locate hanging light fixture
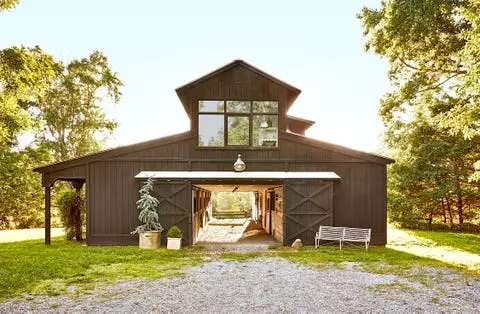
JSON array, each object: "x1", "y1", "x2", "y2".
[
  {"x1": 260, "y1": 118, "x2": 273, "y2": 128},
  {"x1": 233, "y1": 154, "x2": 246, "y2": 172}
]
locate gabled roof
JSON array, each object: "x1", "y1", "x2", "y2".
[
  {"x1": 35, "y1": 129, "x2": 394, "y2": 175},
  {"x1": 175, "y1": 60, "x2": 302, "y2": 117},
  {"x1": 176, "y1": 59, "x2": 301, "y2": 94},
  {"x1": 34, "y1": 131, "x2": 195, "y2": 173}
]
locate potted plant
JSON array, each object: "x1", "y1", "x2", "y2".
[
  {"x1": 166, "y1": 225, "x2": 183, "y2": 250},
  {"x1": 131, "y1": 177, "x2": 163, "y2": 249}
]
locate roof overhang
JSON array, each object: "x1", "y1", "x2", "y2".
[{"x1": 135, "y1": 171, "x2": 340, "y2": 181}]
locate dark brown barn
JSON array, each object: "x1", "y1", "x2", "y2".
[{"x1": 35, "y1": 60, "x2": 394, "y2": 246}]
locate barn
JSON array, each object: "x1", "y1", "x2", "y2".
[{"x1": 34, "y1": 60, "x2": 394, "y2": 246}]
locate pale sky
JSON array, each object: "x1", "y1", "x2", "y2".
[{"x1": 1, "y1": 0, "x2": 389, "y2": 153}]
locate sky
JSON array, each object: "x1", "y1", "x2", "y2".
[{"x1": 1, "y1": 0, "x2": 389, "y2": 153}]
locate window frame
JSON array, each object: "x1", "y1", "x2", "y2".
[{"x1": 197, "y1": 100, "x2": 279, "y2": 149}]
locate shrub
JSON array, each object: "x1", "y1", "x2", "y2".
[
  {"x1": 56, "y1": 189, "x2": 84, "y2": 241},
  {"x1": 167, "y1": 225, "x2": 182, "y2": 238},
  {"x1": 131, "y1": 178, "x2": 163, "y2": 234}
]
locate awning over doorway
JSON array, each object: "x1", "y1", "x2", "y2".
[{"x1": 135, "y1": 171, "x2": 340, "y2": 180}]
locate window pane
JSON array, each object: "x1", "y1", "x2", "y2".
[
  {"x1": 199, "y1": 100, "x2": 224, "y2": 113},
  {"x1": 253, "y1": 115, "x2": 278, "y2": 147},
  {"x1": 227, "y1": 116, "x2": 250, "y2": 146},
  {"x1": 199, "y1": 114, "x2": 224, "y2": 146},
  {"x1": 227, "y1": 101, "x2": 251, "y2": 113},
  {"x1": 253, "y1": 101, "x2": 278, "y2": 113}
]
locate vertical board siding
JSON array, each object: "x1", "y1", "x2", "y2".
[
  {"x1": 284, "y1": 181, "x2": 333, "y2": 245},
  {"x1": 151, "y1": 181, "x2": 192, "y2": 245},
  {"x1": 84, "y1": 137, "x2": 388, "y2": 245},
  {"x1": 52, "y1": 64, "x2": 390, "y2": 246},
  {"x1": 271, "y1": 187, "x2": 284, "y2": 243}
]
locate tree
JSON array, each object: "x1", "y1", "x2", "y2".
[
  {"x1": 359, "y1": 0, "x2": 480, "y2": 227},
  {"x1": 0, "y1": 46, "x2": 57, "y2": 230},
  {"x1": 0, "y1": 146, "x2": 51, "y2": 229},
  {"x1": 386, "y1": 105, "x2": 480, "y2": 226},
  {"x1": 0, "y1": 0, "x2": 20, "y2": 11},
  {"x1": 359, "y1": 0, "x2": 480, "y2": 176},
  {"x1": 0, "y1": 46, "x2": 58, "y2": 148},
  {"x1": 35, "y1": 51, "x2": 123, "y2": 161},
  {"x1": 0, "y1": 47, "x2": 122, "y2": 229},
  {"x1": 131, "y1": 178, "x2": 164, "y2": 234}
]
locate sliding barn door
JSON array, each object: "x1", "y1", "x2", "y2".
[
  {"x1": 284, "y1": 181, "x2": 333, "y2": 245},
  {"x1": 150, "y1": 181, "x2": 192, "y2": 245}
]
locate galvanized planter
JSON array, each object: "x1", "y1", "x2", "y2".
[{"x1": 139, "y1": 231, "x2": 161, "y2": 249}]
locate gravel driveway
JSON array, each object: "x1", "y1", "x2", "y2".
[{"x1": 2, "y1": 257, "x2": 479, "y2": 313}]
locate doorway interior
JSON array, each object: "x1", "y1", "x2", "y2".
[{"x1": 191, "y1": 183, "x2": 283, "y2": 249}]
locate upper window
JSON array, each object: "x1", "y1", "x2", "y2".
[{"x1": 198, "y1": 100, "x2": 278, "y2": 148}]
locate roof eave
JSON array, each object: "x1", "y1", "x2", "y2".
[{"x1": 284, "y1": 132, "x2": 395, "y2": 165}]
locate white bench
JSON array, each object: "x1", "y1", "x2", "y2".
[{"x1": 314, "y1": 225, "x2": 371, "y2": 250}]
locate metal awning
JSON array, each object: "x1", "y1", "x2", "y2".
[{"x1": 135, "y1": 171, "x2": 340, "y2": 180}]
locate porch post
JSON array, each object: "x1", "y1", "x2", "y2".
[{"x1": 45, "y1": 186, "x2": 51, "y2": 245}]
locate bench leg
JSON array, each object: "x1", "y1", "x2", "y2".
[
  {"x1": 365, "y1": 241, "x2": 369, "y2": 251},
  {"x1": 315, "y1": 238, "x2": 318, "y2": 249},
  {"x1": 339, "y1": 240, "x2": 342, "y2": 250}
]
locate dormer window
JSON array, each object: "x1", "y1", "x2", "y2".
[{"x1": 198, "y1": 100, "x2": 278, "y2": 148}]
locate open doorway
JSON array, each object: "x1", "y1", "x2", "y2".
[{"x1": 192, "y1": 183, "x2": 283, "y2": 248}]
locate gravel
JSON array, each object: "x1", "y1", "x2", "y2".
[{"x1": 1, "y1": 257, "x2": 479, "y2": 313}]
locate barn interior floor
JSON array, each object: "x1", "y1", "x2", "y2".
[{"x1": 195, "y1": 219, "x2": 279, "y2": 252}]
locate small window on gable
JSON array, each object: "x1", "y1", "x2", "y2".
[{"x1": 198, "y1": 100, "x2": 278, "y2": 148}]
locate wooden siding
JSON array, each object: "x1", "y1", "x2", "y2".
[
  {"x1": 81, "y1": 134, "x2": 387, "y2": 246},
  {"x1": 39, "y1": 62, "x2": 390, "y2": 247},
  {"x1": 271, "y1": 187, "x2": 284, "y2": 243},
  {"x1": 192, "y1": 187, "x2": 211, "y2": 243},
  {"x1": 42, "y1": 164, "x2": 86, "y2": 187},
  {"x1": 284, "y1": 181, "x2": 333, "y2": 245},
  {"x1": 186, "y1": 66, "x2": 291, "y2": 134}
]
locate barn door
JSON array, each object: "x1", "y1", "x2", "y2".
[
  {"x1": 284, "y1": 181, "x2": 333, "y2": 245},
  {"x1": 150, "y1": 181, "x2": 192, "y2": 245}
]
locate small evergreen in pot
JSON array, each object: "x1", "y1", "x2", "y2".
[
  {"x1": 166, "y1": 225, "x2": 183, "y2": 250},
  {"x1": 131, "y1": 177, "x2": 163, "y2": 249}
]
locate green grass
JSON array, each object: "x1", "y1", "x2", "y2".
[
  {"x1": 404, "y1": 229, "x2": 480, "y2": 255},
  {"x1": 0, "y1": 237, "x2": 204, "y2": 300},
  {"x1": 276, "y1": 246, "x2": 449, "y2": 276},
  {"x1": 1, "y1": 228, "x2": 479, "y2": 301}
]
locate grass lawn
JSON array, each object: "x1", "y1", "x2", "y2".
[
  {"x1": 387, "y1": 226, "x2": 480, "y2": 271},
  {"x1": 405, "y1": 229, "x2": 480, "y2": 255},
  {"x1": 0, "y1": 238, "x2": 204, "y2": 300},
  {"x1": 0, "y1": 228, "x2": 64, "y2": 243},
  {"x1": 0, "y1": 227, "x2": 478, "y2": 301}
]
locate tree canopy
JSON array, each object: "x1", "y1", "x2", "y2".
[
  {"x1": 0, "y1": 0, "x2": 20, "y2": 11},
  {"x1": 359, "y1": 0, "x2": 480, "y2": 227},
  {"x1": 0, "y1": 45, "x2": 122, "y2": 229}
]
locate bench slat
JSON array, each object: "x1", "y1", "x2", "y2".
[{"x1": 314, "y1": 225, "x2": 371, "y2": 250}]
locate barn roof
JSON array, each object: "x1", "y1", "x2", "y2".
[
  {"x1": 286, "y1": 115, "x2": 315, "y2": 135},
  {"x1": 175, "y1": 60, "x2": 302, "y2": 117},
  {"x1": 176, "y1": 59, "x2": 301, "y2": 94},
  {"x1": 34, "y1": 130, "x2": 394, "y2": 174}
]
